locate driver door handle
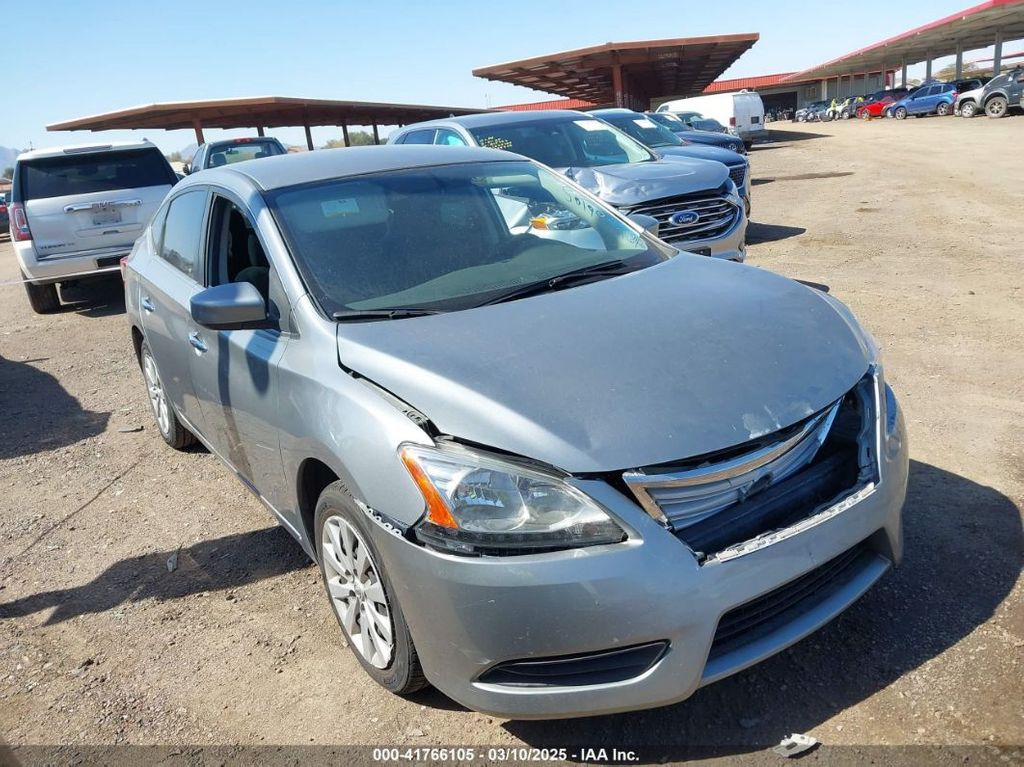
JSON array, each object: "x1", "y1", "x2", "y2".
[
  {"x1": 188, "y1": 332, "x2": 208, "y2": 353},
  {"x1": 141, "y1": 296, "x2": 155, "y2": 313}
]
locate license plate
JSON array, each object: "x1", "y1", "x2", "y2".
[{"x1": 92, "y1": 205, "x2": 122, "y2": 227}]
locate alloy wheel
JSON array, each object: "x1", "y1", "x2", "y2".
[
  {"x1": 142, "y1": 350, "x2": 171, "y2": 436},
  {"x1": 962, "y1": 102, "x2": 977, "y2": 118},
  {"x1": 986, "y1": 97, "x2": 1007, "y2": 118},
  {"x1": 321, "y1": 515, "x2": 394, "y2": 669},
  {"x1": 937, "y1": 102, "x2": 950, "y2": 116},
  {"x1": 895, "y1": 107, "x2": 907, "y2": 120}
]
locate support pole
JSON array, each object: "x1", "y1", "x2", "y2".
[
  {"x1": 925, "y1": 52, "x2": 933, "y2": 82},
  {"x1": 612, "y1": 62, "x2": 624, "y2": 107},
  {"x1": 372, "y1": 121, "x2": 380, "y2": 145},
  {"x1": 304, "y1": 122, "x2": 313, "y2": 151},
  {"x1": 955, "y1": 42, "x2": 964, "y2": 79},
  {"x1": 821, "y1": 78, "x2": 828, "y2": 99},
  {"x1": 993, "y1": 29, "x2": 1003, "y2": 75},
  {"x1": 342, "y1": 122, "x2": 350, "y2": 147},
  {"x1": 192, "y1": 116, "x2": 205, "y2": 145},
  {"x1": 256, "y1": 126, "x2": 265, "y2": 137},
  {"x1": 901, "y1": 60, "x2": 908, "y2": 88}
]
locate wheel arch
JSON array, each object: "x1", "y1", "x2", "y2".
[
  {"x1": 130, "y1": 324, "x2": 144, "y2": 366},
  {"x1": 296, "y1": 456, "x2": 341, "y2": 556}
]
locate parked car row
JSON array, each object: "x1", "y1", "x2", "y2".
[
  {"x1": 795, "y1": 70, "x2": 1023, "y2": 124},
  {"x1": 7, "y1": 104, "x2": 909, "y2": 721}
]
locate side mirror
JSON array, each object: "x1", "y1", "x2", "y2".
[
  {"x1": 190, "y1": 282, "x2": 268, "y2": 330},
  {"x1": 182, "y1": 164, "x2": 191, "y2": 175},
  {"x1": 628, "y1": 213, "x2": 660, "y2": 237}
]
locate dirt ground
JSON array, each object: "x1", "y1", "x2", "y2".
[{"x1": 0, "y1": 117, "x2": 1021, "y2": 764}]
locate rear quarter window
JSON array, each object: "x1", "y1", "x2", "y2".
[{"x1": 19, "y1": 149, "x2": 175, "y2": 200}]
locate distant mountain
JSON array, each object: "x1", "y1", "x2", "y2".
[{"x1": 0, "y1": 146, "x2": 23, "y2": 170}]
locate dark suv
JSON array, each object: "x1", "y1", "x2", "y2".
[
  {"x1": 981, "y1": 67, "x2": 1024, "y2": 118},
  {"x1": 185, "y1": 137, "x2": 286, "y2": 174}
]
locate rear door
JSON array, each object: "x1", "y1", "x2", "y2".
[
  {"x1": 19, "y1": 147, "x2": 175, "y2": 258},
  {"x1": 137, "y1": 187, "x2": 210, "y2": 432}
]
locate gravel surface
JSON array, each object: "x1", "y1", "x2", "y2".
[{"x1": 0, "y1": 117, "x2": 1021, "y2": 763}]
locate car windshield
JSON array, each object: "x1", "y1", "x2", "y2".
[
  {"x1": 600, "y1": 115, "x2": 683, "y2": 148},
  {"x1": 266, "y1": 160, "x2": 670, "y2": 315},
  {"x1": 20, "y1": 149, "x2": 175, "y2": 200},
  {"x1": 206, "y1": 139, "x2": 285, "y2": 168},
  {"x1": 467, "y1": 117, "x2": 653, "y2": 169}
]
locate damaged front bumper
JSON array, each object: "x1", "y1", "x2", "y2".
[{"x1": 364, "y1": 376, "x2": 908, "y2": 719}]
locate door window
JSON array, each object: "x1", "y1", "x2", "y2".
[
  {"x1": 159, "y1": 190, "x2": 207, "y2": 281},
  {"x1": 434, "y1": 129, "x2": 467, "y2": 146},
  {"x1": 399, "y1": 130, "x2": 436, "y2": 145}
]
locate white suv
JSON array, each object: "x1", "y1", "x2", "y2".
[{"x1": 9, "y1": 141, "x2": 177, "y2": 312}]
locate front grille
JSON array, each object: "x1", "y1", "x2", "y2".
[
  {"x1": 623, "y1": 193, "x2": 738, "y2": 243},
  {"x1": 623, "y1": 374, "x2": 877, "y2": 558},
  {"x1": 708, "y1": 540, "x2": 875, "y2": 659},
  {"x1": 728, "y1": 164, "x2": 747, "y2": 189}
]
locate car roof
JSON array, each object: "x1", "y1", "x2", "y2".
[
  {"x1": 589, "y1": 108, "x2": 638, "y2": 116},
  {"x1": 201, "y1": 137, "x2": 283, "y2": 149},
  {"x1": 189, "y1": 144, "x2": 527, "y2": 191},
  {"x1": 17, "y1": 140, "x2": 158, "y2": 162},
  {"x1": 403, "y1": 110, "x2": 592, "y2": 132}
]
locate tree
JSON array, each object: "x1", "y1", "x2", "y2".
[
  {"x1": 936, "y1": 61, "x2": 978, "y2": 81},
  {"x1": 165, "y1": 151, "x2": 183, "y2": 163},
  {"x1": 321, "y1": 130, "x2": 377, "y2": 149},
  {"x1": 2, "y1": 167, "x2": 12, "y2": 180}
]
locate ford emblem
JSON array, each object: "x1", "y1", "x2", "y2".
[{"x1": 669, "y1": 210, "x2": 700, "y2": 226}]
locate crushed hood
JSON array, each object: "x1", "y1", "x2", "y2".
[
  {"x1": 561, "y1": 159, "x2": 728, "y2": 207},
  {"x1": 335, "y1": 256, "x2": 871, "y2": 474}
]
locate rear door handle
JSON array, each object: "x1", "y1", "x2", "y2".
[
  {"x1": 141, "y1": 296, "x2": 155, "y2": 313},
  {"x1": 188, "y1": 332, "x2": 208, "y2": 353}
]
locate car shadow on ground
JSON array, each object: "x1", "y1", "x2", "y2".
[
  {"x1": 746, "y1": 223, "x2": 807, "y2": 245},
  {"x1": 57, "y1": 276, "x2": 126, "y2": 318},
  {"x1": 756, "y1": 129, "x2": 831, "y2": 145},
  {"x1": 501, "y1": 460, "x2": 1022, "y2": 757},
  {"x1": 0, "y1": 526, "x2": 311, "y2": 625},
  {"x1": 0, "y1": 355, "x2": 109, "y2": 459}
]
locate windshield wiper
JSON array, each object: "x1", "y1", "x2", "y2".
[
  {"x1": 476, "y1": 260, "x2": 635, "y2": 307},
  {"x1": 332, "y1": 308, "x2": 443, "y2": 322}
]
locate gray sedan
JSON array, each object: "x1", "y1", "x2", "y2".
[{"x1": 125, "y1": 145, "x2": 908, "y2": 719}]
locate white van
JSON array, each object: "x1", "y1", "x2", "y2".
[{"x1": 657, "y1": 91, "x2": 767, "y2": 147}]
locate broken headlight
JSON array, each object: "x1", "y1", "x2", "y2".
[{"x1": 399, "y1": 443, "x2": 626, "y2": 556}]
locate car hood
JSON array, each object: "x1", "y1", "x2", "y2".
[
  {"x1": 335, "y1": 256, "x2": 871, "y2": 474},
  {"x1": 675, "y1": 130, "x2": 743, "y2": 150},
  {"x1": 560, "y1": 159, "x2": 728, "y2": 207},
  {"x1": 656, "y1": 144, "x2": 743, "y2": 165}
]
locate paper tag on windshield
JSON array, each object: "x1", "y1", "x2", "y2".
[
  {"x1": 633, "y1": 118, "x2": 657, "y2": 128},
  {"x1": 321, "y1": 198, "x2": 360, "y2": 217},
  {"x1": 574, "y1": 119, "x2": 606, "y2": 132}
]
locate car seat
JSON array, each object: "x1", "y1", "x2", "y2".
[{"x1": 211, "y1": 154, "x2": 226, "y2": 167}]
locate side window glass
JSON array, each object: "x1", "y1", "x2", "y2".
[
  {"x1": 207, "y1": 196, "x2": 282, "y2": 326},
  {"x1": 149, "y1": 201, "x2": 169, "y2": 253},
  {"x1": 159, "y1": 190, "x2": 207, "y2": 281},
  {"x1": 435, "y1": 129, "x2": 467, "y2": 146},
  {"x1": 401, "y1": 130, "x2": 436, "y2": 145}
]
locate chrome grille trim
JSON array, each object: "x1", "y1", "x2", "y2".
[
  {"x1": 623, "y1": 194, "x2": 738, "y2": 242},
  {"x1": 623, "y1": 400, "x2": 841, "y2": 529}
]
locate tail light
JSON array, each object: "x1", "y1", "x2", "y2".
[
  {"x1": 11, "y1": 203, "x2": 31, "y2": 241},
  {"x1": 729, "y1": 116, "x2": 737, "y2": 126},
  {"x1": 119, "y1": 256, "x2": 129, "y2": 283}
]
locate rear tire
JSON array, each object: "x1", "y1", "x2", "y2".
[
  {"x1": 936, "y1": 102, "x2": 951, "y2": 116},
  {"x1": 315, "y1": 482, "x2": 428, "y2": 696},
  {"x1": 895, "y1": 107, "x2": 908, "y2": 120},
  {"x1": 985, "y1": 96, "x2": 1008, "y2": 119},
  {"x1": 961, "y1": 101, "x2": 977, "y2": 118},
  {"x1": 22, "y1": 274, "x2": 60, "y2": 313},
  {"x1": 139, "y1": 340, "x2": 196, "y2": 449}
]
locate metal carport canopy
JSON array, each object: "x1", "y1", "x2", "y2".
[
  {"x1": 784, "y1": 0, "x2": 1024, "y2": 80},
  {"x1": 46, "y1": 96, "x2": 490, "y2": 147},
  {"x1": 473, "y1": 34, "x2": 760, "y2": 110}
]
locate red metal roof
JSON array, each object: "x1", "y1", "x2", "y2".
[
  {"x1": 786, "y1": 0, "x2": 1024, "y2": 80},
  {"x1": 702, "y1": 72, "x2": 803, "y2": 92},
  {"x1": 496, "y1": 98, "x2": 599, "y2": 112},
  {"x1": 974, "y1": 49, "x2": 1024, "y2": 61}
]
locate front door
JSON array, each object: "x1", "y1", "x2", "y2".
[{"x1": 187, "y1": 193, "x2": 291, "y2": 508}]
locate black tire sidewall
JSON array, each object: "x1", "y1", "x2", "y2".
[
  {"x1": 139, "y1": 339, "x2": 191, "y2": 448},
  {"x1": 314, "y1": 482, "x2": 421, "y2": 694},
  {"x1": 986, "y1": 97, "x2": 1007, "y2": 118}
]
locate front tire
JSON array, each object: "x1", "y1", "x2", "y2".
[
  {"x1": 140, "y1": 340, "x2": 196, "y2": 449},
  {"x1": 985, "y1": 96, "x2": 1008, "y2": 118},
  {"x1": 961, "y1": 101, "x2": 977, "y2": 118},
  {"x1": 22, "y1": 273, "x2": 60, "y2": 313},
  {"x1": 895, "y1": 107, "x2": 908, "y2": 120},
  {"x1": 315, "y1": 482, "x2": 427, "y2": 695}
]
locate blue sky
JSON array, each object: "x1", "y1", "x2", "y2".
[{"x1": 5, "y1": 0, "x2": 1016, "y2": 154}]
